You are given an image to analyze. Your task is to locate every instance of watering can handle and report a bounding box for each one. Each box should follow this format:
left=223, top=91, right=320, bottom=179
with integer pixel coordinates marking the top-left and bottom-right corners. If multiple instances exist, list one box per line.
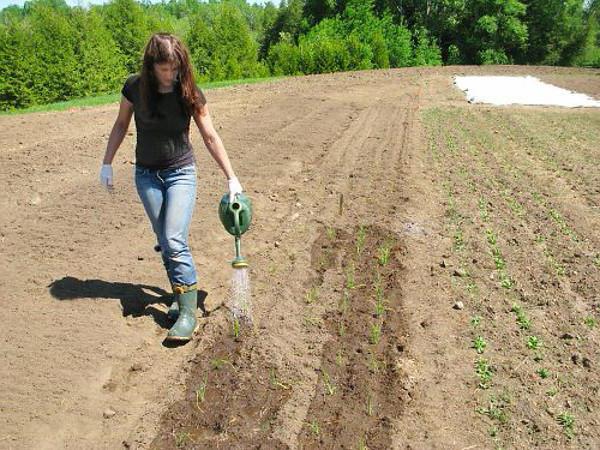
left=231, top=201, right=241, bottom=236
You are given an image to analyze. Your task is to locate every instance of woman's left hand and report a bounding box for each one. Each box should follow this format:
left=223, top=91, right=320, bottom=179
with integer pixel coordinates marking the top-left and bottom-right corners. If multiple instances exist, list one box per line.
left=228, top=176, right=243, bottom=202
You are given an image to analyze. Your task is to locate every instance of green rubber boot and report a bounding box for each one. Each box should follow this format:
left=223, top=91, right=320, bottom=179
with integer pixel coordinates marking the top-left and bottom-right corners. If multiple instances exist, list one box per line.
left=167, top=298, right=179, bottom=321
left=165, top=286, right=198, bottom=342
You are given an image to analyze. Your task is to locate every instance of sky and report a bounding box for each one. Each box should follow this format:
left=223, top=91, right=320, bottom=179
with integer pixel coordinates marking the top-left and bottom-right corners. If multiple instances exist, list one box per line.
left=0, top=0, right=269, bottom=9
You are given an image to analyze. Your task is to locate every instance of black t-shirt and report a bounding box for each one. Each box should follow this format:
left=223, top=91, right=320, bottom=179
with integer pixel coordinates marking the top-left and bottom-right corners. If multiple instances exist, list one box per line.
left=121, top=74, right=206, bottom=170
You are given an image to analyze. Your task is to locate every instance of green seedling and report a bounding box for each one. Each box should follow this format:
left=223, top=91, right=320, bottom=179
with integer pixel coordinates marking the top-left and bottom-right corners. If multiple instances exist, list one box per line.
left=335, top=350, right=345, bottom=367
left=367, top=352, right=382, bottom=374
left=326, top=226, right=336, bottom=240
left=548, top=208, right=578, bottom=241
left=365, top=393, right=374, bottom=416
left=175, top=431, right=191, bottom=447
left=374, top=283, right=385, bottom=317
left=486, top=229, right=497, bottom=246
left=500, top=272, right=513, bottom=289
left=557, top=412, right=575, bottom=438
left=356, top=226, right=367, bottom=256
left=339, top=290, right=350, bottom=314
left=233, top=318, right=240, bottom=338
left=195, top=375, right=208, bottom=409
left=211, top=358, right=231, bottom=370
left=346, top=262, right=356, bottom=289
left=475, top=358, right=493, bottom=389
left=358, top=437, right=368, bottom=450
left=471, top=316, right=482, bottom=327
left=306, top=286, right=319, bottom=304
left=475, top=392, right=510, bottom=425
left=453, top=228, right=465, bottom=251
left=322, top=370, right=336, bottom=396
left=377, top=242, right=392, bottom=266
left=594, top=254, right=600, bottom=269
left=583, top=316, right=597, bottom=329
left=269, top=367, right=291, bottom=390
left=511, top=304, right=531, bottom=330
left=473, top=336, right=487, bottom=354
left=546, top=386, right=559, bottom=397
left=527, top=336, right=540, bottom=350
left=338, top=322, right=346, bottom=337
left=537, top=368, right=549, bottom=379
left=303, top=316, right=322, bottom=327
left=369, top=323, right=382, bottom=345
left=309, top=419, right=320, bottom=436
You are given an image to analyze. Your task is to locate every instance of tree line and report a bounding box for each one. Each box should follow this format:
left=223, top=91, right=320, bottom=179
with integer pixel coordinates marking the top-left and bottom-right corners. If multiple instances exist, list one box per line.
left=1, top=0, right=598, bottom=111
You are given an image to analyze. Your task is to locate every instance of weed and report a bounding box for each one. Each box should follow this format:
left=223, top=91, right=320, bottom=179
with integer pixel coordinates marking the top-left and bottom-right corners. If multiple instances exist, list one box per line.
left=322, top=370, right=336, bottom=395
left=471, top=315, right=482, bottom=327
left=369, top=323, right=382, bottom=345
left=527, top=336, right=540, bottom=350
left=557, top=412, right=575, bottom=438
left=466, top=279, right=478, bottom=293
left=475, top=358, right=493, bottom=389
left=537, top=368, right=549, bottom=379
left=473, top=336, right=487, bottom=354
left=356, top=226, right=367, bottom=257
left=583, top=316, right=597, bottom=329
left=306, top=286, right=319, bottom=304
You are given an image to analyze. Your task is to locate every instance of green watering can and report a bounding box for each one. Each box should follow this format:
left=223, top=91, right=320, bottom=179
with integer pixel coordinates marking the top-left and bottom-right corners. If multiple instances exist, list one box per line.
left=219, top=193, right=253, bottom=268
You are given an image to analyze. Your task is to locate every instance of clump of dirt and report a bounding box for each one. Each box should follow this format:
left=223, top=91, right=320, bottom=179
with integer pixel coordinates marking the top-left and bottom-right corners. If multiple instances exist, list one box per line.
left=297, top=225, right=410, bottom=449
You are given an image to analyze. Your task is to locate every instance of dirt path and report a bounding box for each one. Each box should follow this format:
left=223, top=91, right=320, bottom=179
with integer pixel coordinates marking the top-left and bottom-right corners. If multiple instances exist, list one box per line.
left=1, top=66, right=599, bottom=450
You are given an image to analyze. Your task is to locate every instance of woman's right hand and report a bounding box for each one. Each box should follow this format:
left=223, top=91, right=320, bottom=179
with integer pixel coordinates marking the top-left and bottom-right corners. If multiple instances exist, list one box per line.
left=99, top=164, right=113, bottom=190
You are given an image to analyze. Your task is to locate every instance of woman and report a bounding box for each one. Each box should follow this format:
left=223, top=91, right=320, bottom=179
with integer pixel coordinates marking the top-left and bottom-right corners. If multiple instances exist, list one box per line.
left=99, top=32, right=243, bottom=342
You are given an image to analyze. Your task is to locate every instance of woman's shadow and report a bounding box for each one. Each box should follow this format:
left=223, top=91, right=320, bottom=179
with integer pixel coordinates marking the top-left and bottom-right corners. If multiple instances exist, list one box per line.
left=48, top=276, right=208, bottom=330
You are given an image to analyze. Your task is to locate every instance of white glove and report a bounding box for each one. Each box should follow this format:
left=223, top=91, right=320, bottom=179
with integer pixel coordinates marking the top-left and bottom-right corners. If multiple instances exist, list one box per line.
left=227, top=176, right=243, bottom=202
left=99, top=164, right=113, bottom=190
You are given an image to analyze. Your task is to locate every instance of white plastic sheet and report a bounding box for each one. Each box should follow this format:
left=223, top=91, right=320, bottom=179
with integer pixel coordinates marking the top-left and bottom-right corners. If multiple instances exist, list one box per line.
left=454, top=75, right=600, bottom=108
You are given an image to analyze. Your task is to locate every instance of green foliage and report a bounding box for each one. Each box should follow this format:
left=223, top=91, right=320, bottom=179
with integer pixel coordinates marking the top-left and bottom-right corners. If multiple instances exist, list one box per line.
left=413, top=27, right=443, bottom=66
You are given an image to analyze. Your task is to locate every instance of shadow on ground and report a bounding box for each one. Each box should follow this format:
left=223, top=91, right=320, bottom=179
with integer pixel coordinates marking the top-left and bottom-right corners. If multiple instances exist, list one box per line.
left=48, top=276, right=208, bottom=329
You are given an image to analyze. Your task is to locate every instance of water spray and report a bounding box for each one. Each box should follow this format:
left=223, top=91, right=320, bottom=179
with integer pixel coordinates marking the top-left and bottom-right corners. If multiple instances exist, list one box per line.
left=219, top=193, right=253, bottom=328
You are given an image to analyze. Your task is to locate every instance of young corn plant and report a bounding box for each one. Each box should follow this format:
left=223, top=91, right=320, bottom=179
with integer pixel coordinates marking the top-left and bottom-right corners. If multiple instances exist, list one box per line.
left=527, top=336, right=540, bottom=350
left=374, top=280, right=385, bottom=318
left=346, top=262, right=356, bottom=289
left=322, top=370, right=336, bottom=396
left=365, top=392, right=375, bottom=416
left=369, top=323, right=382, bottom=345
left=377, top=241, right=392, bottom=266
left=309, top=419, right=320, bottom=436
left=356, top=226, right=367, bottom=257
left=305, top=286, right=319, bottom=304
left=195, top=375, right=208, bottom=410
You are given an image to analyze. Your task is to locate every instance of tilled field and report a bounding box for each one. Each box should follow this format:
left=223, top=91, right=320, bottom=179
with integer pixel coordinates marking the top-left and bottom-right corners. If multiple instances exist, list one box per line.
left=0, top=66, right=599, bottom=450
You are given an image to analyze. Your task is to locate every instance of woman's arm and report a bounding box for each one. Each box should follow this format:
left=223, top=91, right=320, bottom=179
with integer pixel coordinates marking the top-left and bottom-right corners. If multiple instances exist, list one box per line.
left=103, top=96, right=134, bottom=164
left=192, top=104, right=236, bottom=179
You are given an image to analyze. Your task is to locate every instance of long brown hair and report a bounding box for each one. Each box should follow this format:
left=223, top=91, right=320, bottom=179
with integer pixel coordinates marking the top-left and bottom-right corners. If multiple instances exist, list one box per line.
left=139, top=33, right=205, bottom=118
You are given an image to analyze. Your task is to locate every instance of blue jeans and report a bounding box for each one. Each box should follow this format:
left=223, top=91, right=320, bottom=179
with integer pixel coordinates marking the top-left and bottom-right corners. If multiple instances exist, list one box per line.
left=135, top=164, right=197, bottom=288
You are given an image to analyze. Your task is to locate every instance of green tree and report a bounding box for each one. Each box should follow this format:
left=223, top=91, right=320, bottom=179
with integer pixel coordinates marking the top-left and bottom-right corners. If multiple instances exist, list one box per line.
left=102, top=0, right=149, bottom=74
